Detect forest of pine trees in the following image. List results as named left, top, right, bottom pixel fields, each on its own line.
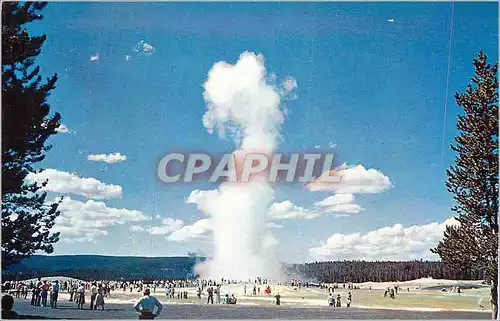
left=290, top=260, right=486, bottom=283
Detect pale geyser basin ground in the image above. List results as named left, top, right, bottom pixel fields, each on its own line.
left=13, top=277, right=492, bottom=313
left=104, top=280, right=492, bottom=312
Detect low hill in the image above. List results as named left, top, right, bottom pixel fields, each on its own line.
left=2, top=255, right=202, bottom=281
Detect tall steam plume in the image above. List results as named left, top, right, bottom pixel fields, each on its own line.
left=192, top=52, right=295, bottom=280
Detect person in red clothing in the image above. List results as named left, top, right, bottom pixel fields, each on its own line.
left=39, top=281, right=49, bottom=307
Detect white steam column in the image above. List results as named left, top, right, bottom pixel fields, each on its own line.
left=193, top=52, right=296, bottom=280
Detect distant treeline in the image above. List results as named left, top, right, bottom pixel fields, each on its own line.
left=290, top=260, right=487, bottom=283
left=2, top=256, right=486, bottom=283
left=2, top=255, right=202, bottom=281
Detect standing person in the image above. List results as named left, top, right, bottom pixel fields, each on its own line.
left=95, top=289, right=105, bottom=311
left=243, top=285, right=247, bottom=295
left=69, top=283, right=76, bottom=302
left=50, top=281, right=60, bottom=309
left=34, top=278, right=42, bottom=306
left=328, top=294, right=334, bottom=307
left=215, top=285, right=221, bottom=304
left=274, top=293, right=281, bottom=306
left=76, top=283, right=85, bottom=310
left=90, top=282, right=98, bottom=310
left=133, top=288, right=163, bottom=319
left=31, top=286, right=38, bottom=306
left=206, top=287, right=214, bottom=304
left=197, top=287, right=202, bottom=299
left=39, top=281, right=49, bottom=307
left=336, top=294, right=341, bottom=307
left=2, top=295, right=19, bottom=319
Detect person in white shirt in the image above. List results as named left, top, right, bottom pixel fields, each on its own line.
left=90, top=282, right=98, bottom=310
left=76, top=284, right=85, bottom=310
left=134, top=288, right=163, bottom=319
left=328, top=294, right=334, bottom=307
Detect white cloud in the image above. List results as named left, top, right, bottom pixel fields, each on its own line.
left=90, top=53, right=99, bottom=61
left=87, top=152, right=127, bottom=164
left=313, top=193, right=364, bottom=214
left=185, top=189, right=219, bottom=215
left=309, top=218, right=460, bottom=261
left=269, top=194, right=364, bottom=222
left=25, top=169, right=122, bottom=200
left=314, top=145, right=321, bottom=149
left=55, top=197, right=147, bottom=242
left=167, top=219, right=212, bottom=242
left=55, top=124, right=74, bottom=134
left=307, top=163, right=393, bottom=194
left=129, top=217, right=184, bottom=235
left=314, top=193, right=355, bottom=207
left=134, top=40, right=155, bottom=56
left=328, top=142, right=337, bottom=148
left=267, top=222, right=284, bottom=229
left=321, top=203, right=364, bottom=213
left=125, top=55, right=132, bottom=61
left=268, top=201, right=320, bottom=220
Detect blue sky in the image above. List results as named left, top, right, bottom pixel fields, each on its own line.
left=28, top=2, right=498, bottom=263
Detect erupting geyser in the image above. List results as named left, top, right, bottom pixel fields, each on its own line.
left=191, top=52, right=296, bottom=280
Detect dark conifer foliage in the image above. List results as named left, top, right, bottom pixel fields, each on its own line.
left=290, top=260, right=486, bottom=283
left=2, top=2, right=61, bottom=268
left=432, top=52, right=498, bottom=319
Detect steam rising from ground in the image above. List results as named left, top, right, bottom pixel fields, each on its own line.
left=194, top=52, right=294, bottom=280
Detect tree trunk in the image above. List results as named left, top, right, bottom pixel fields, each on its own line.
left=491, top=279, right=498, bottom=320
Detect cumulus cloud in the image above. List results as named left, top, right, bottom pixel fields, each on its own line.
left=185, top=189, right=219, bottom=215
left=129, top=217, right=184, bottom=235
left=134, top=40, right=155, bottom=56
left=309, top=218, right=460, bottom=261
left=189, top=190, right=365, bottom=222
left=268, top=194, right=363, bottom=221
left=268, top=201, right=320, bottom=220
left=55, top=197, right=147, bottom=242
left=313, top=193, right=364, bottom=214
left=307, top=163, right=393, bottom=194
left=25, top=169, right=122, bottom=200
left=87, top=152, right=128, bottom=164
left=167, top=219, right=212, bottom=242
left=90, top=53, right=99, bottom=61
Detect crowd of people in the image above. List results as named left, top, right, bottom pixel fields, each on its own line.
left=2, top=278, right=111, bottom=311
left=2, top=276, right=374, bottom=318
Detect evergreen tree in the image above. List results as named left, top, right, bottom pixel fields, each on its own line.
left=2, top=2, right=61, bottom=268
left=432, top=52, right=498, bottom=319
